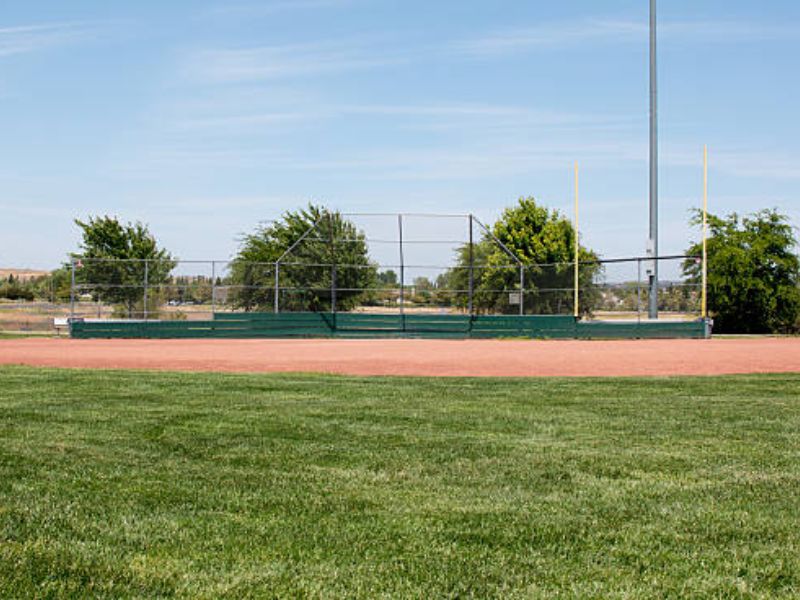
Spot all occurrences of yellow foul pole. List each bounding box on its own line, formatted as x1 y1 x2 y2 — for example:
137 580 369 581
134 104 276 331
702 145 708 319
574 162 580 318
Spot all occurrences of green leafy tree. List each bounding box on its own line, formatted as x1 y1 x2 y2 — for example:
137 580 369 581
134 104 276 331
165 276 213 305
377 270 398 287
0 271 70 303
32 268 73 302
437 241 493 309
684 209 800 333
230 205 377 312
71 216 175 317
0 276 35 301
446 198 601 314
370 270 400 309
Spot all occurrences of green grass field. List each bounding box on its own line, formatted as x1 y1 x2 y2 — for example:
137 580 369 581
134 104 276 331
1 367 798 598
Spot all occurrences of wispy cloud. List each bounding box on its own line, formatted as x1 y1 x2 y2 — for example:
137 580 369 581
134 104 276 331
183 40 404 83
128 138 647 181
176 111 319 130
139 194 306 215
712 152 800 181
659 144 800 181
171 103 521 130
663 21 800 41
453 20 645 56
203 0 358 18
454 19 800 57
0 200 76 219
169 98 638 134
182 17 800 85
0 22 100 58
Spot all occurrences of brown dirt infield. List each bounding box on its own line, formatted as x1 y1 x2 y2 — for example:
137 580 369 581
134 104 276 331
1 337 799 377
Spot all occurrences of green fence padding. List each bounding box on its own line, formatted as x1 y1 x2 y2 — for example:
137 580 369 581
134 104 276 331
71 314 710 340
471 315 576 339
404 315 471 333
334 313 403 331
576 320 707 340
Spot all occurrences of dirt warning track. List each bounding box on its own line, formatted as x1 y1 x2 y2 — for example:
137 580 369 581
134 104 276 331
1 337 799 377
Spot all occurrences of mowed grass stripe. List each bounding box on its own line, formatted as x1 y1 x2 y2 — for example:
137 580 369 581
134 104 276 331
0 367 798 598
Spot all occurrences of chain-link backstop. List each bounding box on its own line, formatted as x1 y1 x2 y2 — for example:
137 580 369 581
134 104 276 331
68 213 703 323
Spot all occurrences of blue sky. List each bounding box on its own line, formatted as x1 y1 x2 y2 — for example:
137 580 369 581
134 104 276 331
1 0 799 270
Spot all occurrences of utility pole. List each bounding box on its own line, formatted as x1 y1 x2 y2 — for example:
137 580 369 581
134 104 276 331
648 0 659 319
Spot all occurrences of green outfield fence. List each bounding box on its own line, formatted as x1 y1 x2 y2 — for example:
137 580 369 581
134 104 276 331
70 313 711 340
65 212 709 340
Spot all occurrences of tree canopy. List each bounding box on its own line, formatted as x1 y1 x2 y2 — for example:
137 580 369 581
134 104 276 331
684 209 800 333
443 198 600 314
229 205 377 311
72 216 175 316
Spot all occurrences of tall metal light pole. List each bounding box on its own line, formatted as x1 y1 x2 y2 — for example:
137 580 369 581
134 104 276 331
648 0 659 319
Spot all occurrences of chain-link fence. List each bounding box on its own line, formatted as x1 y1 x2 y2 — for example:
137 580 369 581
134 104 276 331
583 255 702 320
65 214 701 322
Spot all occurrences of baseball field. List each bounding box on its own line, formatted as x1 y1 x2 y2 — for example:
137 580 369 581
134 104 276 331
1 341 799 597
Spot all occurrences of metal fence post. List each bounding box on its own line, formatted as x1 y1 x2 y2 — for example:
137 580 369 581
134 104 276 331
574 162 580 319
637 258 642 322
519 265 524 316
143 259 149 321
274 262 280 313
211 261 216 315
329 213 337 314
468 214 474 316
69 259 76 322
398 214 405 319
